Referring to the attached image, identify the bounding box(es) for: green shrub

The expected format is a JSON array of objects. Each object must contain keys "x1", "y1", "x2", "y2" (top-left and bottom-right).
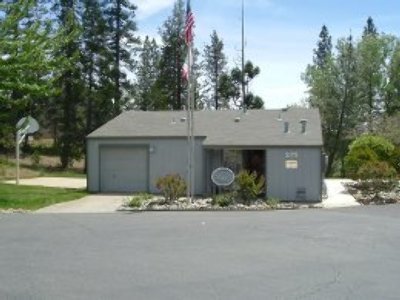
[
  {"x1": 266, "y1": 197, "x2": 280, "y2": 209},
  {"x1": 128, "y1": 193, "x2": 152, "y2": 208},
  {"x1": 30, "y1": 150, "x2": 41, "y2": 167},
  {"x1": 345, "y1": 135, "x2": 396, "y2": 178},
  {"x1": 155, "y1": 174, "x2": 186, "y2": 203},
  {"x1": 357, "y1": 161, "x2": 397, "y2": 180},
  {"x1": 234, "y1": 170, "x2": 265, "y2": 205},
  {"x1": 389, "y1": 147, "x2": 400, "y2": 173},
  {"x1": 348, "y1": 135, "x2": 395, "y2": 160},
  {"x1": 345, "y1": 147, "x2": 378, "y2": 179},
  {"x1": 212, "y1": 193, "x2": 234, "y2": 207}
]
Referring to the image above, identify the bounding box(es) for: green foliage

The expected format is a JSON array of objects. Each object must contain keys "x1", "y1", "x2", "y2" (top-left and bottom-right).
[
  {"x1": 234, "y1": 170, "x2": 265, "y2": 205},
  {"x1": 128, "y1": 193, "x2": 152, "y2": 208},
  {"x1": 30, "y1": 151, "x2": 41, "y2": 168},
  {"x1": 356, "y1": 161, "x2": 397, "y2": 180},
  {"x1": 349, "y1": 135, "x2": 395, "y2": 160},
  {"x1": 266, "y1": 197, "x2": 280, "y2": 209},
  {"x1": 345, "y1": 135, "x2": 396, "y2": 179},
  {"x1": 389, "y1": 147, "x2": 400, "y2": 173},
  {"x1": 303, "y1": 33, "x2": 358, "y2": 176},
  {"x1": 212, "y1": 193, "x2": 234, "y2": 207},
  {"x1": 203, "y1": 30, "x2": 227, "y2": 109},
  {"x1": 313, "y1": 25, "x2": 332, "y2": 68},
  {"x1": 158, "y1": 0, "x2": 187, "y2": 110},
  {"x1": 155, "y1": 174, "x2": 186, "y2": 204},
  {"x1": 345, "y1": 147, "x2": 379, "y2": 179},
  {"x1": 135, "y1": 36, "x2": 161, "y2": 110},
  {"x1": 103, "y1": 0, "x2": 140, "y2": 114},
  {"x1": 0, "y1": 0, "x2": 56, "y2": 151}
]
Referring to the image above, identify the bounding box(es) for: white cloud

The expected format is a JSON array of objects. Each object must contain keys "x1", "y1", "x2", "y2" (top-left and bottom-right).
[{"x1": 134, "y1": 0, "x2": 175, "y2": 20}]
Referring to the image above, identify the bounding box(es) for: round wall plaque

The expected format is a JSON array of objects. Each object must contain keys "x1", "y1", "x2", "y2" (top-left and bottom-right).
[{"x1": 211, "y1": 167, "x2": 235, "y2": 187}]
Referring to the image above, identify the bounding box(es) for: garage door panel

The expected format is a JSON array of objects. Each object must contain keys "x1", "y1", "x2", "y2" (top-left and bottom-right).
[{"x1": 100, "y1": 146, "x2": 148, "y2": 193}]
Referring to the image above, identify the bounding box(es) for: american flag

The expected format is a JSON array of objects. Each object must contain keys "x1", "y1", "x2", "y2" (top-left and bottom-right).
[
  {"x1": 184, "y1": 0, "x2": 195, "y2": 46},
  {"x1": 181, "y1": 60, "x2": 189, "y2": 81}
]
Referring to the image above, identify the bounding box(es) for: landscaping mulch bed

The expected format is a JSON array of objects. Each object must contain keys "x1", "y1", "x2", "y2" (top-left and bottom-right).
[
  {"x1": 344, "y1": 181, "x2": 400, "y2": 205},
  {"x1": 119, "y1": 197, "x2": 321, "y2": 212}
]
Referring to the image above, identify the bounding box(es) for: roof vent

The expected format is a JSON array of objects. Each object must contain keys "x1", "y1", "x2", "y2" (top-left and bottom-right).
[
  {"x1": 277, "y1": 113, "x2": 283, "y2": 121},
  {"x1": 171, "y1": 117, "x2": 176, "y2": 124},
  {"x1": 300, "y1": 119, "x2": 307, "y2": 133},
  {"x1": 234, "y1": 116, "x2": 241, "y2": 123},
  {"x1": 180, "y1": 116, "x2": 187, "y2": 122},
  {"x1": 284, "y1": 121, "x2": 290, "y2": 133}
]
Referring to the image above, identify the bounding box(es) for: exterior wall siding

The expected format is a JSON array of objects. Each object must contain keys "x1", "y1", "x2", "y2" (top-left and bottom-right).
[
  {"x1": 87, "y1": 138, "x2": 204, "y2": 194},
  {"x1": 266, "y1": 147, "x2": 322, "y2": 202}
]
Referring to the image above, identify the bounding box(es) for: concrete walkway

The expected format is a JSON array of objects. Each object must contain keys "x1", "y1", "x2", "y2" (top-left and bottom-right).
[
  {"x1": 36, "y1": 194, "x2": 127, "y2": 214},
  {"x1": 321, "y1": 179, "x2": 360, "y2": 208},
  {"x1": 4, "y1": 177, "x2": 86, "y2": 189}
]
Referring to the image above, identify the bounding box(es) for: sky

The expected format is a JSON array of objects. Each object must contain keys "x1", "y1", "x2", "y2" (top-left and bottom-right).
[{"x1": 135, "y1": 0, "x2": 400, "y2": 109}]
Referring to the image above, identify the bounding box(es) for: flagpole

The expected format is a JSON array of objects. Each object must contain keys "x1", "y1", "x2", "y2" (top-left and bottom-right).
[
  {"x1": 241, "y1": 0, "x2": 246, "y2": 110},
  {"x1": 189, "y1": 46, "x2": 195, "y2": 202},
  {"x1": 186, "y1": 47, "x2": 193, "y2": 203},
  {"x1": 184, "y1": 0, "x2": 195, "y2": 203}
]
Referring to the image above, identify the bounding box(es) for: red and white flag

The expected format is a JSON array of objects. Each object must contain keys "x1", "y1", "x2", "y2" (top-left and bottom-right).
[
  {"x1": 182, "y1": 0, "x2": 195, "y2": 82},
  {"x1": 184, "y1": 0, "x2": 195, "y2": 46}
]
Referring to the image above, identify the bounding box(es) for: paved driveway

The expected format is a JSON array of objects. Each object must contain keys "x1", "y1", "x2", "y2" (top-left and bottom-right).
[
  {"x1": 36, "y1": 194, "x2": 127, "y2": 213},
  {"x1": 1, "y1": 207, "x2": 400, "y2": 299}
]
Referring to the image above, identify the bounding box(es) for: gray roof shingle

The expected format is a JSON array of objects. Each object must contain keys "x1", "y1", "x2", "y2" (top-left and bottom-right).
[{"x1": 87, "y1": 108, "x2": 323, "y2": 147}]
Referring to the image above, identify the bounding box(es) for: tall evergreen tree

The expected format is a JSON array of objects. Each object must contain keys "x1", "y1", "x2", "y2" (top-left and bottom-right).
[
  {"x1": 104, "y1": 0, "x2": 139, "y2": 115},
  {"x1": 356, "y1": 21, "x2": 388, "y2": 132},
  {"x1": 81, "y1": 0, "x2": 113, "y2": 133},
  {"x1": 135, "y1": 36, "x2": 161, "y2": 111},
  {"x1": 363, "y1": 16, "x2": 378, "y2": 37},
  {"x1": 56, "y1": 0, "x2": 84, "y2": 168},
  {"x1": 158, "y1": 0, "x2": 186, "y2": 110},
  {"x1": 203, "y1": 30, "x2": 227, "y2": 109},
  {"x1": 313, "y1": 25, "x2": 332, "y2": 68}
]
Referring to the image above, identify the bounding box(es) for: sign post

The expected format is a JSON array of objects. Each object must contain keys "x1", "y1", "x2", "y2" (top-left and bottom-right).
[{"x1": 15, "y1": 116, "x2": 39, "y2": 185}]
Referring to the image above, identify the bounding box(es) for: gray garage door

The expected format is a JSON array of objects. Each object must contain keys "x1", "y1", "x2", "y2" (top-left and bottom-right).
[{"x1": 100, "y1": 146, "x2": 148, "y2": 193}]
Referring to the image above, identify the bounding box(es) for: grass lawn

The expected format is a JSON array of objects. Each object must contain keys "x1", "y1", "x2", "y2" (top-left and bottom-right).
[
  {"x1": 0, "y1": 183, "x2": 87, "y2": 210},
  {"x1": 0, "y1": 155, "x2": 85, "y2": 180}
]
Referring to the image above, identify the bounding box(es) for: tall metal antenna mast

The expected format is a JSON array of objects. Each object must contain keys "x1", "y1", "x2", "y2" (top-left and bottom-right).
[{"x1": 241, "y1": 0, "x2": 246, "y2": 110}]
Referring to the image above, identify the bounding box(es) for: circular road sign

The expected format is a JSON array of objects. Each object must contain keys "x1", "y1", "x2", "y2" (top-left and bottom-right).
[{"x1": 211, "y1": 167, "x2": 235, "y2": 187}]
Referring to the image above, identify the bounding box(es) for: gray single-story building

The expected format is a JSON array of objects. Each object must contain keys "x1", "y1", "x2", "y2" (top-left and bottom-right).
[{"x1": 87, "y1": 108, "x2": 324, "y2": 202}]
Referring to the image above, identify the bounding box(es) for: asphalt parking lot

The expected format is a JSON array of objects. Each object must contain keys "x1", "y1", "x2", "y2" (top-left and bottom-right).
[{"x1": 1, "y1": 206, "x2": 400, "y2": 299}]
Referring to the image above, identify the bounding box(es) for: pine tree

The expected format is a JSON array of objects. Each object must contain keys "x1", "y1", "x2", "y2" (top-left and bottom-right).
[
  {"x1": 104, "y1": 0, "x2": 139, "y2": 115},
  {"x1": 313, "y1": 25, "x2": 332, "y2": 68},
  {"x1": 363, "y1": 16, "x2": 378, "y2": 37},
  {"x1": 203, "y1": 30, "x2": 227, "y2": 109},
  {"x1": 81, "y1": 0, "x2": 114, "y2": 133},
  {"x1": 56, "y1": 0, "x2": 85, "y2": 168},
  {"x1": 243, "y1": 61, "x2": 263, "y2": 109},
  {"x1": 135, "y1": 36, "x2": 161, "y2": 111},
  {"x1": 158, "y1": 0, "x2": 186, "y2": 110},
  {"x1": 357, "y1": 20, "x2": 387, "y2": 132}
]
